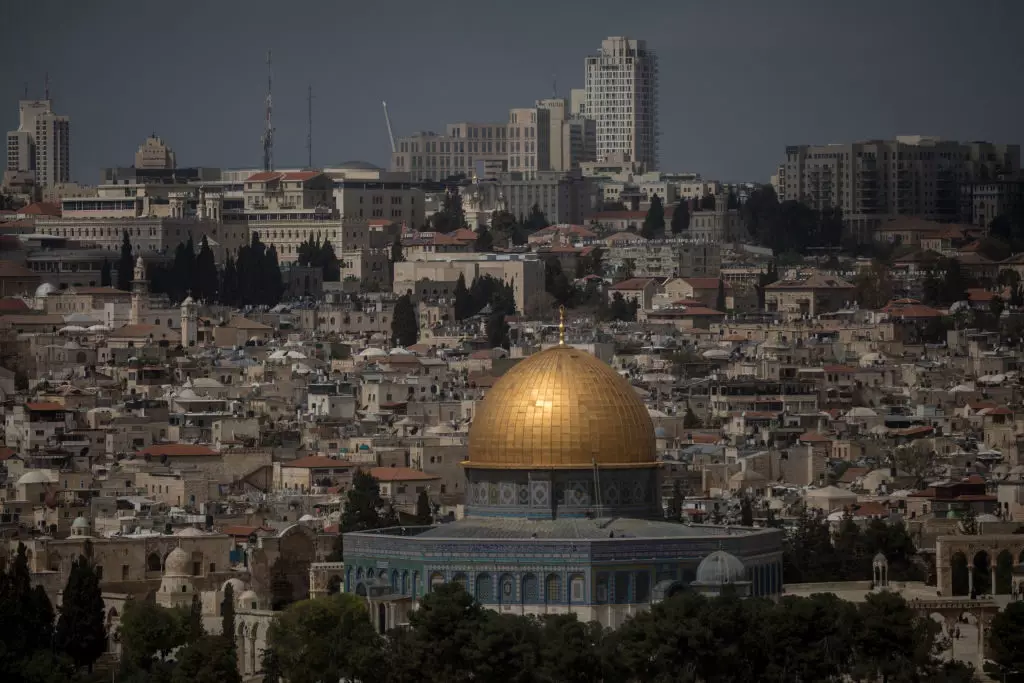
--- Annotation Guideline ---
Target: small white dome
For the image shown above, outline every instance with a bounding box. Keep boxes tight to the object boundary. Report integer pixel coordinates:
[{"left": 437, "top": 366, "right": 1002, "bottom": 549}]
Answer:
[
  {"left": 17, "top": 470, "right": 56, "bottom": 485},
  {"left": 71, "top": 516, "right": 90, "bottom": 529},
  {"left": 164, "top": 547, "right": 190, "bottom": 576},
  {"left": 695, "top": 550, "right": 747, "bottom": 585},
  {"left": 238, "top": 590, "right": 259, "bottom": 608},
  {"left": 35, "top": 283, "right": 57, "bottom": 298}
]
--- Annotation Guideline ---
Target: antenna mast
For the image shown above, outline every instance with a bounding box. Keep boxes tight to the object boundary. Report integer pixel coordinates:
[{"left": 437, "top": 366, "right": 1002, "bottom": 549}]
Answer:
[
  {"left": 306, "top": 84, "right": 313, "bottom": 169},
  {"left": 261, "top": 50, "right": 274, "bottom": 172},
  {"left": 382, "top": 101, "right": 396, "bottom": 154},
  {"left": 44, "top": 73, "right": 50, "bottom": 102}
]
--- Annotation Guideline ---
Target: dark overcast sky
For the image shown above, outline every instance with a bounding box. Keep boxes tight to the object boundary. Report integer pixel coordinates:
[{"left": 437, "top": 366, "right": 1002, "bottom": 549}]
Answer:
[{"left": 2, "top": 0, "right": 1021, "bottom": 184}]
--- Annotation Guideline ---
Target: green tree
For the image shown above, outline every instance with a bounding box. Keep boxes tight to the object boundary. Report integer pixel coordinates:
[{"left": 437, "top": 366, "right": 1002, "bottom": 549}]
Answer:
[
  {"left": 342, "top": 470, "right": 398, "bottom": 533},
  {"left": 100, "top": 260, "right": 112, "bottom": 287},
  {"left": 172, "top": 633, "right": 241, "bottom": 683},
  {"left": 185, "top": 594, "right": 204, "bottom": 644},
  {"left": 671, "top": 201, "right": 690, "bottom": 234},
  {"left": 195, "top": 235, "right": 218, "bottom": 303},
  {"left": 992, "top": 294, "right": 1005, "bottom": 326},
  {"left": 486, "top": 310, "right": 510, "bottom": 349},
  {"left": 536, "top": 614, "right": 607, "bottom": 683},
  {"left": 453, "top": 273, "right": 472, "bottom": 320},
  {"left": 852, "top": 591, "right": 946, "bottom": 682},
  {"left": 489, "top": 210, "right": 524, "bottom": 247},
  {"left": 715, "top": 278, "right": 726, "bottom": 312},
  {"left": 683, "top": 406, "right": 701, "bottom": 428},
  {"left": 544, "top": 258, "right": 574, "bottom": 306},
  {"left": 429, "top": 191, "right": 467, "bottom": 232},
  {"left": 391, "top": 293, "right": 418, "bottom": 347},
  {"left": 986, "top": 601, "right": 1024, "bottom": 682},
  {"left": 474, "top": 226, "right": 494, "bottom": 252},
  {"left": 783, "top": 508, "right": 841, "bottom": 583},
  {"left": 221, "top": 582, "right": 236, "bottom": 650},
  {"left": 267, "top": 594, "right": 381, "bottom": 683},
  {"left": 117, "top": 598, "right": 186, "bottom": 679},
  {"left": 608, "top": 292, "right": 636, "bottom": 322},
  {"left": 853, "top": 260, "right": 895, "bottom": 309},
  {"left": 641, "top": 195, "right": 665, "bottom": 239},
  {"left": 117, "top": 230, "right": 134, "bottom": 291},
  {"left": 398, "top": 583, "right": 487, "bottom": 683},
  {"left": 54, "top": 547, "right": 107, "bottom": 673},
  {"left": 415, "top": 489, "right": 433, "bottom": 525},
  {"left": 524, "top": 203, "right": 549, "bottom": 233},
  {"left": 391, "top": 237, "right": 404, "bottom": 264}
]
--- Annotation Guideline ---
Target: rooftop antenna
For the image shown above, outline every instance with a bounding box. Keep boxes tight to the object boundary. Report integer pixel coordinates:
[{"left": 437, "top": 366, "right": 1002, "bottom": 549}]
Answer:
[
  {"left": 261, "top": 50, "right": 274, "bottom": 172},
  {"left": 382, "top": 101, "right": 396, "bottom": 154},
  {"left": 552, "top": 73, "right": 557, "bottom": 99},
  {"left": 306, "top": 84, "right": 313, "bottom": 169},
  {"left": 44, "top": 72, "right": 49, "bottom": 102},
  {"left": 22, "top": 82, "right": 28, "bottom": 99}
]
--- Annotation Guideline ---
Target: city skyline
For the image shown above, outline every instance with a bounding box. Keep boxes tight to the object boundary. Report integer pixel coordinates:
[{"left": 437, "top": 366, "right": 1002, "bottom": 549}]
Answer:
[{"left": 2, "top": 0, "right": 1023, "bottom": 183}]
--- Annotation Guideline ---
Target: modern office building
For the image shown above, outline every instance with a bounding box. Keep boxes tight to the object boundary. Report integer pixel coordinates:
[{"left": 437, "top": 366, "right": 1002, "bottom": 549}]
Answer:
[
  {"left": 584, "top": 36, "right": 658, "bottom": 170},
  {"left": 6, "top": 98, "right": 70, "bottom": 188},
  {"left": 777, "top": 137, "right": 1021, "bottom": 240}
]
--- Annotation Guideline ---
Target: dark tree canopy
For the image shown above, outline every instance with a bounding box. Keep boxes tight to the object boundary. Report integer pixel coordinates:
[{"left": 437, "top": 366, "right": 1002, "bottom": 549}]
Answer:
[
  {"left": 54, "top": 548, "right": 107, "bottom": 673},
  {"left": 391, "top": 293, "right": 419, "bottom": 347},
  {"left": 117, "top": 230, "right": 134, "bottom": 291},
  {"left": 641, "top": 195, "right": 665, "bottom": 239}
]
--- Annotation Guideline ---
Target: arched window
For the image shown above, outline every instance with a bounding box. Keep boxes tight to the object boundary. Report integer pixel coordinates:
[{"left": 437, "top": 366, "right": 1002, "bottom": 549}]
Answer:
[
  {"left": 522, "top": 574, "right": 538, "bottom": 603},
  {"left": 452, "top": 572, "right": 467, "bottom": 588},
  {"left": 147, "top": 553, "right": 162, "bottom": 572},
  {"left": 545, "top": 574, "right": 561, "bottom": 604},
  {"left": 475, "top": 573, "right": 493, "bottom": 602},
  {"left": 429, "top": 572, "right": 444, "bottom": 591}
]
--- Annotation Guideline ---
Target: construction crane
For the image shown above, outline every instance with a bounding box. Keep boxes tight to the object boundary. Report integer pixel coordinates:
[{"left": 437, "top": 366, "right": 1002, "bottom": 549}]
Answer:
[{"left": 382, "top": 101, "right": 396, "bottom": 154}]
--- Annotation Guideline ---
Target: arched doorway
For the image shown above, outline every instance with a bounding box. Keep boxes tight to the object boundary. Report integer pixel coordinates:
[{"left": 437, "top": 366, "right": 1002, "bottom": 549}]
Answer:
[
  {"left": 995, "top": 550, "right": 1014, "bottom": 595},
  {"left": 327, "top": 575, "right": 342, "bottom": 595},
  {"left": 972, "top": 551, "right": 991, "bottom": 596},
  {"left": 951, "top": 552, "right": 969, "bottom": 596},
  {"left": 377, "top": 603, "right": 387, "bottom": 634}
]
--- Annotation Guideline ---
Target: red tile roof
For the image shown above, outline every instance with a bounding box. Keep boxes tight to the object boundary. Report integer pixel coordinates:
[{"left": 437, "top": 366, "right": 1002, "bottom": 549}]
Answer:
[
  {"left": 0, "top": 446, "right": 17, "bottom": 461},
  {"left": 609, "top": 277, "right": 658, "bottom": 290},
  {"left": 20, "top": 202, "right": 61, "bottom": 217},
  {"left": 368, "top": 466, "right": 439, "bottom": 482},
  {"left": 283, "top": 455, "right": 352, "bottom": 469},
  {"left": 799, "top": 431, "right": 833, "bottom": 443},
  {"left": 26, "top": 402, "right": 64, "bottom": 411},
  {"left": 0, "top": 298, "right": 29, "bottom": 312}
]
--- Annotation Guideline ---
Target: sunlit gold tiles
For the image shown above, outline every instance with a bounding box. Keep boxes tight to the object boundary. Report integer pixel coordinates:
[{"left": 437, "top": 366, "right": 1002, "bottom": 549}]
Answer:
[{"left": 466, "top": 346, "right": 657, "bottom": 469}]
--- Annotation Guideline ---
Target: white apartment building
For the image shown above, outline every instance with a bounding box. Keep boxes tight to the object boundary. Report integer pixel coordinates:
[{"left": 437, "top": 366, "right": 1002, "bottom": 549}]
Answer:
[
  {"left": 6, "top": 99, "right": 70, "bottom": 188},
  {"left": 584, "top": 36, "right": 658, "bottom": 170},
  {"left": 779, "top": 137, "right": 1021, "bottom": 240},
  {"left": 391, "top": 122, "right": 509, "bottom": 183},
  {"left": 507, "top": 107, "right": 550, "bottom": 179},
  {"left": 470, "top": 171, "right": 596, "bottom": 225},
  {"left": 606, "top": 239, "right": 721, "bottom": 278}
]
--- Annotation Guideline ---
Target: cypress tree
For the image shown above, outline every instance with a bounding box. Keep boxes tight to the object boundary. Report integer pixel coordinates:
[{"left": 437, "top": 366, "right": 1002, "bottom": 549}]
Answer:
[
  {"left": 391, "top": 294, "right": 418, "bottom": 347},
  {"left": 195, "top": 235, "right": 218, "bottom": 303},
  {"left": 415, "top": 489, "right": 433, "bottom": 525},
  {"left": 55, "top": 545, "right": 107, "bottom": 673},
  {"left": 117, "top": 230, "right": 134, "bottom": 291},
  {"left": 100, "top": 260, "right": 112, "bottom": 287},
  {"left": 454, "top": 273, "right": 471, "bottom": 320},
  {"left": 221, "top": 583, "right": 236, "bottom": 646}
]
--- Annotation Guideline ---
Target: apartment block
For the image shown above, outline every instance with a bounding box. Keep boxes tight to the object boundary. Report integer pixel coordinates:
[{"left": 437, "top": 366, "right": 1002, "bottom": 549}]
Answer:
[
  {"left": 391, "top": 122, "right": 508, "bottom": 183},
  {"left": 584, "top": 36, "right": 658, "bottom": 170},
  {"left": 6, "top": 99, "right": 70, "bottom": 188},
  {"left": 779, "top": 137, "right": 1020, "bottom": 240}
]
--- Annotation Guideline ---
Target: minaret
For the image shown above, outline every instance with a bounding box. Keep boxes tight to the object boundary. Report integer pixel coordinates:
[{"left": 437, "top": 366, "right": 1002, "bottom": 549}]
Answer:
[
  {"left": 180, "top": 295, "right": 197, "bottom": 347},
  {"left": 130, "top": 256, "right": 148, "bottom": 325}
]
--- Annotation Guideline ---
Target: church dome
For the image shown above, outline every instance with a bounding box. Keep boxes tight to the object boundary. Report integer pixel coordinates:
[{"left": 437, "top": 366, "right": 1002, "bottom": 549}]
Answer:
[
  {"left": 695, "top": 550, "right": 747, "bottom": 585},
  {"left": 164, "top": 547, "right": 190, "bottom": 576},
  {"left": 466, "top": 346, "right": 656, "bottom": 469}
]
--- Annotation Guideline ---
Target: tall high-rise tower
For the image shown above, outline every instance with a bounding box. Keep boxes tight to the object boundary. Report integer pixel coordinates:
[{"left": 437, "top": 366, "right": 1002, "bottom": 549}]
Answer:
[
  {"left": 584, "top": 36, "right": 658, "bottom": 170},
  {"left": 5, "top": 95, "right": 70, "bottom": 187}
]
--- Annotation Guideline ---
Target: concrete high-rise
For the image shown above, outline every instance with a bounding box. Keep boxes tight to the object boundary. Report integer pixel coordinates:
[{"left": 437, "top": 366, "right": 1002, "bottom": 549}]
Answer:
[
  {"left": 536, "top": 98, "right": 597, "bottom": 173},
  {"left": 584, "top": 36, "right": 658, "bottom": 170},
  {"left": 5, "top": 99, "right": 70, "bottom": 187},
  {"left": 777, "top": 136, "right": 1021, "bottom": 240}
]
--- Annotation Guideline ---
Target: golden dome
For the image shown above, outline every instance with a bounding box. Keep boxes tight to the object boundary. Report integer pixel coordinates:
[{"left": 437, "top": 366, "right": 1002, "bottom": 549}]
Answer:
[{"left": 466, "top": 345, "right": 656, "bottom": 469}]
